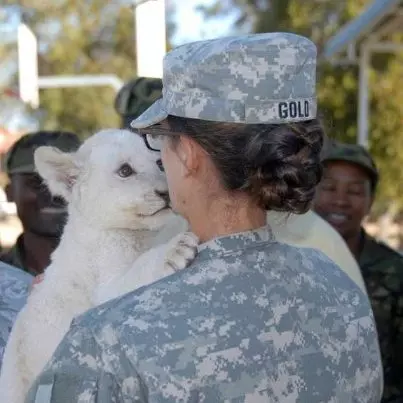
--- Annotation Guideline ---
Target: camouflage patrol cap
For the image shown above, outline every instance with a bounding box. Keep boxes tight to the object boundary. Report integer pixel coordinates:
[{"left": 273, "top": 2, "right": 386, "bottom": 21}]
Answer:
[
  {"left": 4, "top": 131, "right": 81, "bottom": 175},
  {"left": 322, "top": 141, "right": 379, "bottom": 188},
  {"left": 131, "top": 32, "right": 317, "bottom": 129}
]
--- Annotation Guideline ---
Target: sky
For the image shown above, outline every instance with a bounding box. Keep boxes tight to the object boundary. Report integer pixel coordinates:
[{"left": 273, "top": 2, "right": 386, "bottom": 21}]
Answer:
[{"left": 171, "top": 0, "right": 236, "bottom": 45}]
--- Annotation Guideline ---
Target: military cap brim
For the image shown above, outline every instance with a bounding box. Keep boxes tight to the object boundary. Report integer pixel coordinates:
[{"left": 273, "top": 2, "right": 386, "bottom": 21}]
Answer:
[{"left": 130, "top": 98, "right": 168, "bottom": 130}]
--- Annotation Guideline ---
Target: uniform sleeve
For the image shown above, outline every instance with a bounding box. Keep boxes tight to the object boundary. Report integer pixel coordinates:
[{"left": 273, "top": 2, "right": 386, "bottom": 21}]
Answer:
[
  {"left": 393, "top": 268, "right": 403, "bottom": 395},
  {"left": 25, "top": 323, "right": 147, "bottom": 403},
  {"left": 0, "top": 264, "right": 32, "bottom": 368}
]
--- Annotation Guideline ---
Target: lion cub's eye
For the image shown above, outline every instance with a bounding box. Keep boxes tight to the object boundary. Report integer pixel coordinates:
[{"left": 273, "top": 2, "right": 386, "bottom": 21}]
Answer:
[{"left": 117, "top": 163, "right": 135, "bottom": 178}]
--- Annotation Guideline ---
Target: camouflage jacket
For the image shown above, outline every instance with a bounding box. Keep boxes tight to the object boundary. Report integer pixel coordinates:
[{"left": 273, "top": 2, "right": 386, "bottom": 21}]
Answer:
[
  {"left": 359, "top": 230, "right": 403, "bottom": 402},
  {"left": 27, "top": 227, "right": 382, "bottom": 402},
  {"left": 0, "top": 262, "right": 32, "bottom": 370}
]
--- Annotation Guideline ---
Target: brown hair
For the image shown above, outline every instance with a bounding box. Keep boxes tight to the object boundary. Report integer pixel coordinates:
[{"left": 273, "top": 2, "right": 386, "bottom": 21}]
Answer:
[{"left": 161, "top": 116, "right": 324, "bottom": 214}]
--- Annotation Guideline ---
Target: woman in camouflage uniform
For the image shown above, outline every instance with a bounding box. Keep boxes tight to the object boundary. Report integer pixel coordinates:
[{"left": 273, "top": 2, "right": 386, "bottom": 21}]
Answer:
[{"left": 27, "top": 33, "right": 382, "bottom": 402}]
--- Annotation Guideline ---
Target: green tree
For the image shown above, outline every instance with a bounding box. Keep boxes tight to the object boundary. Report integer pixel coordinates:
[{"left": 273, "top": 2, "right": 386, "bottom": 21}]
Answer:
[
  {"left": 1, "top": 0, "right": 144, "bottom": 138},
  {"left": 199, "top": 0, "right": 403, "bottom": 212}
]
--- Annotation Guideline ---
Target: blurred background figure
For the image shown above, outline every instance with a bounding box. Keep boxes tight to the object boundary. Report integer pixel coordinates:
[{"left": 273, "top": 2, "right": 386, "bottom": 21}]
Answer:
[
  {"left": 114, "top": 77, "right": 163, "bottom": 129},
  {"left": 313, "top": 141, "right": 403, "bottom": 402},
  {"left": 0, "top": 131, "right": 81, "bottom": 275}
]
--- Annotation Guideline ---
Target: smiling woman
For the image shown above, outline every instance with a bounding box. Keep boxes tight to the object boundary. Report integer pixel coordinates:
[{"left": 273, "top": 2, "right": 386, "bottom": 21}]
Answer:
[
  {"left": 313, "top": 141, "right": 378, "bottom": 256},
  {"left": 314, "top": 140, "right": 403, "bottom": 402},
  {"left": 315, "top": 161, "right": 372, "bottom": 238}
]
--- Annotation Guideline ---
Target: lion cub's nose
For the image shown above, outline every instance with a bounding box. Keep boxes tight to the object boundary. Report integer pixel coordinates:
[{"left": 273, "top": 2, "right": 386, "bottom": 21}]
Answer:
[{"left": 155, "top": 190, "right": 170, "bottom": 205}]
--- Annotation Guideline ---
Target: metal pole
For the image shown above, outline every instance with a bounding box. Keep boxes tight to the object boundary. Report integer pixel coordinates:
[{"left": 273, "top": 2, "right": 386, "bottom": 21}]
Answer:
[
  {"left": 358, "top": 45, "right": 370, "bottom": 148},
  {"left": 134, "top": 0, "right": 166, "bottom": 78},
  {"left": 17, "top": 23, "right": 39, "bottom": 108},
  {"left": 368, "top": 43, "right": 403, "bottom": 52},
  {"left": 37, "top": 75, "right": 124, "bottom": 92}
]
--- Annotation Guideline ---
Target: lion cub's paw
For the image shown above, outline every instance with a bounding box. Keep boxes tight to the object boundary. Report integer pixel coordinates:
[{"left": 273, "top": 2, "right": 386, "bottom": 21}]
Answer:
[{"left": 164, "top": 232, "right": 199, "bottom": 272}]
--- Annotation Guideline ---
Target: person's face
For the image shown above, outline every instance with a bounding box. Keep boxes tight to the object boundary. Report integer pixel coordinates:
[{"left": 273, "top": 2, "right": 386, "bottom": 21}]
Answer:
[
  {"left": 6, "top": 173, "right": 67, "bottom": 237},
  {"left": 146, "top": 124, "right": 214, "bottom": 222},
  {"left": 161, "top": 136, "right": 190, "bottom": 217},
  {"left": 313, "top": 161, "right": 373, "bottom": 240}
]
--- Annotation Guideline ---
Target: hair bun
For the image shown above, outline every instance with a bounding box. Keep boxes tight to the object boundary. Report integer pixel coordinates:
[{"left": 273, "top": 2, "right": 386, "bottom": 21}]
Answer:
[{"left": 244, "top": 120, "right": 323, "bottom": 214}]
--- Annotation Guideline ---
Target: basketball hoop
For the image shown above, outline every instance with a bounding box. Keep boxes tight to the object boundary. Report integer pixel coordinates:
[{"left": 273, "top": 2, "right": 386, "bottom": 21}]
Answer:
[{"left": 0, "top": 86, "right": 40, "bottom": 139}]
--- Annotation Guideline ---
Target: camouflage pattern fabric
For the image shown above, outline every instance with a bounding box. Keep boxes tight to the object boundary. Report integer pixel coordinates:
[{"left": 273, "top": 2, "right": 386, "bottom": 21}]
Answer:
[
  {"left": 27, "top": 226, "right": 383, "bottom": 402},
  {"left": 322, "top": 141, "right": 379, "bottom": 189},
  {"left": 131, "top": 32, "right": 317, "bottom": 130},
  {"left": 0, "top": 262, "right": 32, "bottom": 370},
  {"left": 359, "top": 229, "right": 403, "bottom": 402},
  {"left": 0, "top": 235, "right": 29, "bottom": 275}
]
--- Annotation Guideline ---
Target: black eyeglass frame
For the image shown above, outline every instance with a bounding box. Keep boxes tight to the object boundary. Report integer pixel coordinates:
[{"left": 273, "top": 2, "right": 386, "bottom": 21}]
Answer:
[
  {"left": 133, "top": 120, "right": 189, "bottom": 152},
  {"left": 139, "top": 127, "right": 182, "bottom": 152},
  {"left": 141, "top": 133, "right": 163, "bottom": 152}
]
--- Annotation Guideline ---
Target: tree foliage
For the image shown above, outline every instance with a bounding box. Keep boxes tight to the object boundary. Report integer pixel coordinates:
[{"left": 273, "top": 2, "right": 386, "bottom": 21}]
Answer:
[
  {"left": 1, "top": 0, "right": 141, "bottom": 138},
  {"left": 200, "top": 0, "right": 403, "bottom": 212}
]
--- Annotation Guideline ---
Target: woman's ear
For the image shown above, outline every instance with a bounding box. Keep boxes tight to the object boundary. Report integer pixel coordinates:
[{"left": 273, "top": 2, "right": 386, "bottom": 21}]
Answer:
[{"left": 175, "top": 136, "right": 202, "bottom": 175}]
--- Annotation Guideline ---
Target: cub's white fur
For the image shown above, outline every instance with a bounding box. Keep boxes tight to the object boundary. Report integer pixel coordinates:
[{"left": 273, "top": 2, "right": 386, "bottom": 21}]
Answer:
[{"left": 0, "top": 129, "right": 198, "bottom": 403}]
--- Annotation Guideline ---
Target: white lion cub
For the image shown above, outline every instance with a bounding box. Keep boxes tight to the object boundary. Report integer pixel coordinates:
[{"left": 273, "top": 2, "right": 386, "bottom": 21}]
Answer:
[{"left": 0, "top": 129, "right": 198, "bottom": 403}]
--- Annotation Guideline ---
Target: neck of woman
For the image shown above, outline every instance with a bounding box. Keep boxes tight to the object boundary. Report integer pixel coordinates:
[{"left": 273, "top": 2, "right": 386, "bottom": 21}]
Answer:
[{"left": 187, "top": 192, "right": 267, "bottom": 243}]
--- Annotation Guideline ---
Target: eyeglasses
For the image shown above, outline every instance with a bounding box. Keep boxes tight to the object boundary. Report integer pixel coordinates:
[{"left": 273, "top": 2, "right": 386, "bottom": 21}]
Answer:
[{"left": 142, "top": 133, "right": 164, "bottom": 152}]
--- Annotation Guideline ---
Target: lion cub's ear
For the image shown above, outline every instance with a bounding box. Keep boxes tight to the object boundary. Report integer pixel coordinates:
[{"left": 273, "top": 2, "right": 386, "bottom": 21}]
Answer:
[{"left": 34, "top": 146, "right": 80, "bottom": 202}]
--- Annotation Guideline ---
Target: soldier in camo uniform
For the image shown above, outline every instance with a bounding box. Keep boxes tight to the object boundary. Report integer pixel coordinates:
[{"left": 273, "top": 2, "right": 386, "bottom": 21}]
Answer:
[
  {"left": 0, "top": 262, "right": 32, "bottom": 370},
  {"left": 114, "top": 77, "right": 163, "bottom": 129},
  {"left": 27, "top": 33, "right": 383, "bottom": 402},
  {"left": 0, "top": 131, "right": 81, "bottom": 275},
  {"left": 116, "top": 75, "right": 366, "bottom": 292},
  {"left": 314, "top": 141, "right": 403, "bottom": 402}
]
